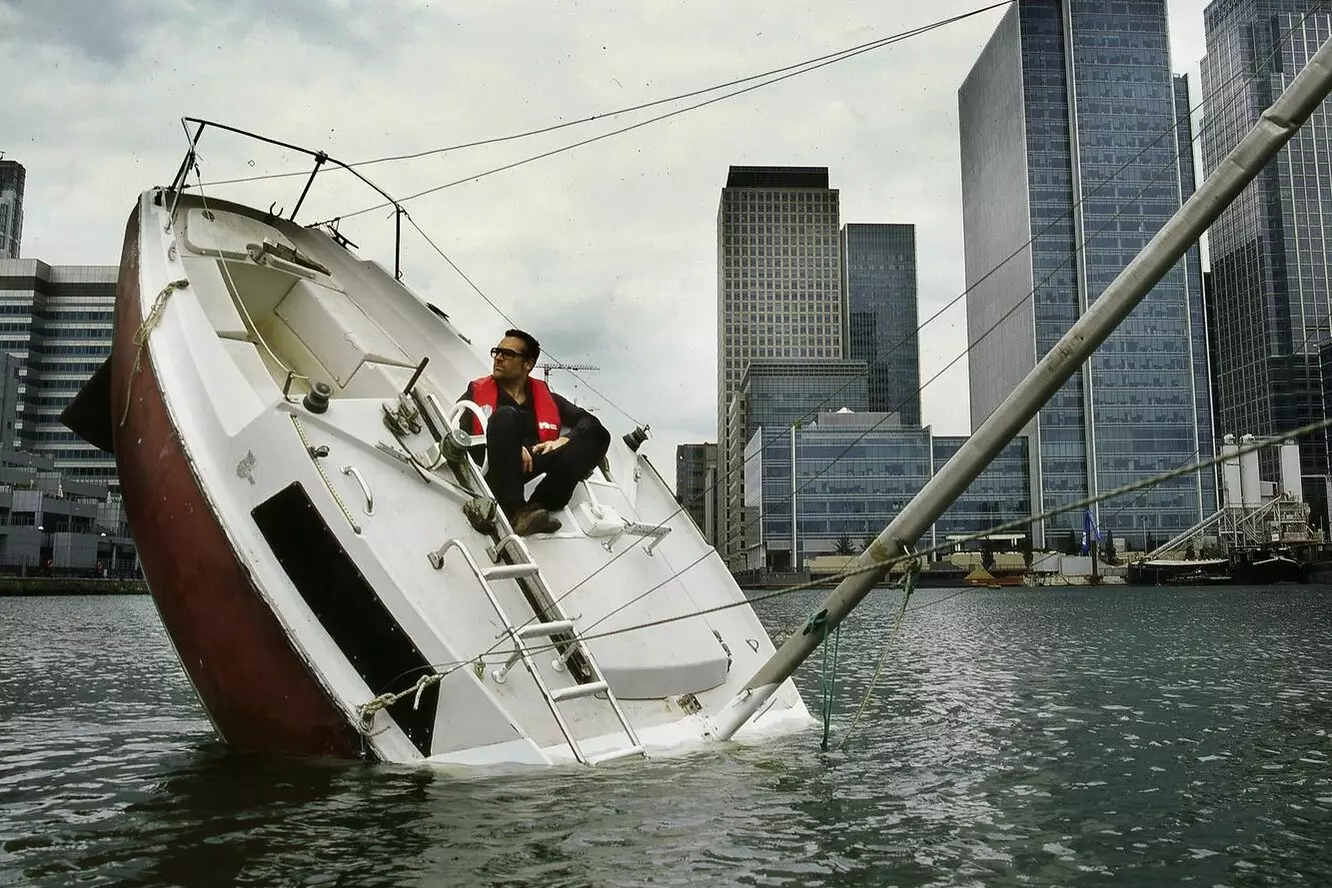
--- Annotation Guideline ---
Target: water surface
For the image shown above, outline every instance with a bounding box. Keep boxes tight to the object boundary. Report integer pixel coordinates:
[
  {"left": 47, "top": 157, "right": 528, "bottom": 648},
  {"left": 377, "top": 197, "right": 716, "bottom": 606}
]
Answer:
[{"left": 2, "top": 587, "right": 1330, "bottom": 886}]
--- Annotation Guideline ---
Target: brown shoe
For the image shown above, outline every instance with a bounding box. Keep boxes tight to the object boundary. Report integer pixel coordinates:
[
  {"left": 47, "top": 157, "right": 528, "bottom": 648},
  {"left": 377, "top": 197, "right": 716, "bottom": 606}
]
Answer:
[
  {"left": 462, "top": 496, "right": 497, "bottom": 534},
  {"left": 512, "top": 504, "right": 562, "bottom": 536}
]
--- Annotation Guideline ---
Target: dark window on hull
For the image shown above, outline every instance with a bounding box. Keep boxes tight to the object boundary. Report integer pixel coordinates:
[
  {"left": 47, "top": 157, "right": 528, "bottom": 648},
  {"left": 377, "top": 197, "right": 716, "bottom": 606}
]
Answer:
[{"left": 252, "top": 483, "right": 438, "bottom": 756}]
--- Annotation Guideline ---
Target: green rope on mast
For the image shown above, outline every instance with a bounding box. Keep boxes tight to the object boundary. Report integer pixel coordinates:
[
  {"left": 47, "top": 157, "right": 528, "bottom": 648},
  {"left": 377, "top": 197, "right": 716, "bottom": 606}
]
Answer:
[
  {"left": 804, "top": 608, "right": 841, "bottom": 751},
  {"left": 835, "top": 547, "right": 921, "bottom": 751}
]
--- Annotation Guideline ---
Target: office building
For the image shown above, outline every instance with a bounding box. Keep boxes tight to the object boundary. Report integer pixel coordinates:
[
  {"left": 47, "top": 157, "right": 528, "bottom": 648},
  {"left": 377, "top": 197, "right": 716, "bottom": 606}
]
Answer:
[
  {"left": 1201, "top": 0, "right": 1332, "bottom": 526},
  {"left": 0, "top": 448, "right": 135, "bottom": 574},
  {"left": 734, "top": 360, "right": 869, "bottom": 562},
  {"left": 0, "top": 261, "right": 118, "bottom": 491},
  {"left": 842, "top": 224, "right": 921, "bottom": 424},
  {"left": 959, "top": 0, "right": 1213, "bottom": 548},
  {"left": 741, "top": 359, "right": 870, "bottom": 434},
  {"left": 0, "top": 161, "right": 23, "bottom": 260},
  {"left": 716, "top": 166, "right": 843, "bottom": 567},
  {"left": 1175, "top": 75, "right": 1219, "bottom": 516},
  {"left": 675, "top": 442, "right": 717, "bottom": 544},
  {"left": 743, "top": 411, "right": 1031, "bottom": 570}
]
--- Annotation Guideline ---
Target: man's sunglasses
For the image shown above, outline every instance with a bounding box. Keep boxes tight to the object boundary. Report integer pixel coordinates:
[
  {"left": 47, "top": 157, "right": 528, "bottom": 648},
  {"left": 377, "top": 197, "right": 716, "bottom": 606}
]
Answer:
[{"left": 490, "top": 346, "right": 527, "bottom": 360}]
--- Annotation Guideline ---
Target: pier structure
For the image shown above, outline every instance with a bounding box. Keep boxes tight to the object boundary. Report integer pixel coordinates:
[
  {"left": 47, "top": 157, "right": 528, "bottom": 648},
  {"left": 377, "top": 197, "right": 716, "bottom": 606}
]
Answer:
[{"left": 1135, "top": 434, "right": 1326, "bottom": 583}]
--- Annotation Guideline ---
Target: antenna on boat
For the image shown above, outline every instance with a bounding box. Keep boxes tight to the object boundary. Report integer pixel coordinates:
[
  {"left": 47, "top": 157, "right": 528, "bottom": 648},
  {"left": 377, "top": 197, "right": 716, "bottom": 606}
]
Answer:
[
  {"left": 537, "top": 363, "right": 602, "bottom": 412},
  {"left": 711, "top": 33, "right": 1332, "bottom": 742}
]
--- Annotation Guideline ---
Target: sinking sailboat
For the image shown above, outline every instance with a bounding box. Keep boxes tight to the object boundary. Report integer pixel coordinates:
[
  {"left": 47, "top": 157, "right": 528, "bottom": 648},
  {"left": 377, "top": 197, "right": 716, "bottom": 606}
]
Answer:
[
  {"left": 63, "top": 121, "right": 809, "bottom": 766},
  {"left": 65, "top": 27, "right": 1332, "bottom": 767}
]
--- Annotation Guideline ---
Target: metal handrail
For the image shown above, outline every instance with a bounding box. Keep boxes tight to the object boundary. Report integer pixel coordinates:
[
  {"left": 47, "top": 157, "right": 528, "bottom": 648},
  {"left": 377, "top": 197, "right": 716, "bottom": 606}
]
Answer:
[{"left": 168, "top": 116, "right": 409, "bottom": 279}]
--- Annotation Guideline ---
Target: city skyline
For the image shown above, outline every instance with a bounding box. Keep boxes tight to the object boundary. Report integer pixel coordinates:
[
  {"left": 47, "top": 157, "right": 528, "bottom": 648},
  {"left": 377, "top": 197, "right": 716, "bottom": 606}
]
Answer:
[{"left": 0, "top": 1, "right": 1225, "bottom": 490}]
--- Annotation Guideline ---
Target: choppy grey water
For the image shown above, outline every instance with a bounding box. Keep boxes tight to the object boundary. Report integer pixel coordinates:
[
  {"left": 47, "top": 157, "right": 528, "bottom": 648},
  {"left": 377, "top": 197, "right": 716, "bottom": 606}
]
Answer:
[{"left": 2, "top": 587, "right": 1330, "bottom": 887}]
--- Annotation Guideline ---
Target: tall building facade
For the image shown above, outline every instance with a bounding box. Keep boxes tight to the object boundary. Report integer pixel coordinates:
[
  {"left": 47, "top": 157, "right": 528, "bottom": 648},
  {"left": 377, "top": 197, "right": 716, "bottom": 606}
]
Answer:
[
  {"left": 842, "top": 224, "right": 921, "bottom": 424},
  {"left": 960, "top": 0, "right": 1214, "bottom": 548},
  {"left": 674, "top": 442, "right": 717, "bottom": 544},
  {"left": 0, "top": 261, "right": 118, "bottom": 491},
  {"left": 0, "top": 161, "right": 24, "bottom": 260},
  {"left": 716, "top": 166, "right": 843, "bottom": 567},
  {"left": 1201, "top": 0, "right": 1332, "bottom": 528},
  {"left": 1175, "top": 75, "right": 1219, "bottom": 516}
]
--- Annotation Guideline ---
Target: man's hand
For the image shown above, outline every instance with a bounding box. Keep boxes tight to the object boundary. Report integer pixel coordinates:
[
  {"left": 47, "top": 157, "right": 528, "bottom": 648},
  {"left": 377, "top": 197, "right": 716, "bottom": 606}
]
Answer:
[
  {"left": 521, "top": 446, "right": 533, "bottom": 473},
  {"left": 531, "top": 436, "right": 570, "bottom": 457}
]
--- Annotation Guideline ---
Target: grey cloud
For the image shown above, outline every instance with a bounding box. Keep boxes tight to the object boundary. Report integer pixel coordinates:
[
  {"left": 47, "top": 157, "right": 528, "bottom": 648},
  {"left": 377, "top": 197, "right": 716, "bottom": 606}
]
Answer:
[
  {"left": 0, "top": 0, "right": 419, "bottom": 66},
  {"left": 0, "top": 0, "right": 155, "bottom": 63}
]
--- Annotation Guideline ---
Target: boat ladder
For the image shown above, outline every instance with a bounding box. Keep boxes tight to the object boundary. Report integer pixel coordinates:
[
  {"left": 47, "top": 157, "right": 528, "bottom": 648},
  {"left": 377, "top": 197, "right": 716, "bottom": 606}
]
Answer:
[{"left": 414, "top": 392, "right": 644, "bottom": 766}]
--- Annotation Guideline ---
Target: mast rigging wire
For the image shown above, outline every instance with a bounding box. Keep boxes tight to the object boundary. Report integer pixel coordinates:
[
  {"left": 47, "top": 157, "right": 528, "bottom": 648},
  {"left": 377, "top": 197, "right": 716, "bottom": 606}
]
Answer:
[{"left": 194, "top": 3, "right": 1012, "bottom": 194}]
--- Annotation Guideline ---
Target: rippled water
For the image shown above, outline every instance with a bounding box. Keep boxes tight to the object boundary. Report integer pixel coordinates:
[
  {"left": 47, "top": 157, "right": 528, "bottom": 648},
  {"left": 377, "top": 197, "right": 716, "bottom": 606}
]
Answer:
[{"left": 2, "top": 587, "right": 1331, "bottom": 886}]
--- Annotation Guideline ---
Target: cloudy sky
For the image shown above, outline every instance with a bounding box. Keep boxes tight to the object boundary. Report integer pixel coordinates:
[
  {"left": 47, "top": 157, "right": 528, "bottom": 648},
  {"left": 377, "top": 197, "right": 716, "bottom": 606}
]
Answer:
[{"left": 1, "top": 0, "right": 1215, "bottom": 485}]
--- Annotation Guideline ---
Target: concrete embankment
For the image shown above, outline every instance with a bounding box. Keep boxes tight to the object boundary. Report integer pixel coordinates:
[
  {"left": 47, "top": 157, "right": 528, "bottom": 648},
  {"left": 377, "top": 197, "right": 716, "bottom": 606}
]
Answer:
[{"left": 0, "top": 577, "right": 148, "bottom": 596}]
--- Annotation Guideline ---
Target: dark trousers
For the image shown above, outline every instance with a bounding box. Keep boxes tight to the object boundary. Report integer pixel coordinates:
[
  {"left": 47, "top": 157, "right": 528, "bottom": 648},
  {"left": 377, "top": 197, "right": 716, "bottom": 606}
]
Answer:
[{"left": 483, "top": 406, "right": 611, "bottom": 518}]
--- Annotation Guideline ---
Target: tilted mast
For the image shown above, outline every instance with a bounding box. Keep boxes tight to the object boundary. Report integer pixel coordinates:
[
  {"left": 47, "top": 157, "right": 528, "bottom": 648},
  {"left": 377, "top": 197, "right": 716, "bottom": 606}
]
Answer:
[{"left": 713, "top": 33, "right": 1332, "bottom": 741}]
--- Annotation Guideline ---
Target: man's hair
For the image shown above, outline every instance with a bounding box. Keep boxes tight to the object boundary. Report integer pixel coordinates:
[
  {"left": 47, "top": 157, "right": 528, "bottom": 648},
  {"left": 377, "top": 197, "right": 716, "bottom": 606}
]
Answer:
[{"left": 506, "top": 328, "right": 541, "bottom": 363}]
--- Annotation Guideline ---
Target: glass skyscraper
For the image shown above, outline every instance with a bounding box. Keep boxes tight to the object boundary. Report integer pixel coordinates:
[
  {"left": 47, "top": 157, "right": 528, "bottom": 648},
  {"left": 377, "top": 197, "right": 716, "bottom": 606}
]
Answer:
[
  {"left": 1201, "top": 0, "right": 1332, "bottom": 528},
  {"left": 960, "top": 0, "right": 1213, "bottom": 548},
  {"left": 0, "top": 161, "right": 24, "bottom": 260},
  {"left": 842, "top": 223, "right": 921, "bottom": 424},
  {"left": 1176, "top": 75, "right": 1219, "bottom": 517},
  {"left": 716, "top": 166, "right": 843, "bottom": 567}
]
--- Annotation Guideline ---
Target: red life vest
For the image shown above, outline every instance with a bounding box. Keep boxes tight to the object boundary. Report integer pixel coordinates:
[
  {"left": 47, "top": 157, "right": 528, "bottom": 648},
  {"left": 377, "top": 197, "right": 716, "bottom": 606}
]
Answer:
[{"left": 469, "top": 376, "right": 561, "bottom": 442}]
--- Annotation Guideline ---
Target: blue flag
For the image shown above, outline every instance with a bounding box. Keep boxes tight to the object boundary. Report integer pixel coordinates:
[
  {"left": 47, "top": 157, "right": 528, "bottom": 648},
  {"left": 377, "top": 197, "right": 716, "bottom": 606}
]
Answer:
[{"left": 1081, "top": 509, "right": 1102, "bottom": 555}]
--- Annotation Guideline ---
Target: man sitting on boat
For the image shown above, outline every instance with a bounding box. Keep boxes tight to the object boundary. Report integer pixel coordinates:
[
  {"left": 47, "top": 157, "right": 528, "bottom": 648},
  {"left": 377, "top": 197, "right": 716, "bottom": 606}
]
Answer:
[{"left": 457, "top": 329, "right": 610, "bottom": 536}]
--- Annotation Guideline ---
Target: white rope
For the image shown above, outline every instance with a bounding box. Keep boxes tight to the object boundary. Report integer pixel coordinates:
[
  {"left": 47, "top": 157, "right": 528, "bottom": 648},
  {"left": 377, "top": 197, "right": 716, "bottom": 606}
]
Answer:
[
  {"left": 290, "top": 414, "right": 361, "bottom": 535},
  {"left": 354, "top": 670, "right": 448, "bottom": 734}
]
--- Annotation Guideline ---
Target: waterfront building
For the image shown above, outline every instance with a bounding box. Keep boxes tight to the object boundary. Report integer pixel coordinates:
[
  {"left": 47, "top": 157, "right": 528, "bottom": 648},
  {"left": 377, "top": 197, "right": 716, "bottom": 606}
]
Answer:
[
  {"left": 0, "top": 448, "right": 135, "bottom": 575},
  {"left": 842, "top": 224, "right": 921, "bottom": 424},
  {"left": 743, "top": 410, "right": 1031, "bottom": 571},
  {"left": 674, "top": 442, "right": 717, "bottom": 544},
  {"left": 0, "top": 161, "right": 23, "bottom": 260},
  {"left": 1201, "top": 0, "right": 1332, "bottom": 527},
  {"left": 735, "top": 360, "right": 869, "bottom": 566},
  {"left": 716, "top": 166, "right": 843, "bottom": 567},
  {"left": 960, "top": 0, "right": 1213, "bottom": 548},
  {"left": 0, "top": 261, "right": 118, "bottom": 491}
]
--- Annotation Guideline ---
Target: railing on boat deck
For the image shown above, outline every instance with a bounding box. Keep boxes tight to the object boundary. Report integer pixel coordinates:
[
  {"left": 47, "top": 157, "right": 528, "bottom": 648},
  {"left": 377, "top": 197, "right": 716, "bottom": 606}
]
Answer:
[{"left": 167, "top": 117, "right": 408, "bottom": 280}]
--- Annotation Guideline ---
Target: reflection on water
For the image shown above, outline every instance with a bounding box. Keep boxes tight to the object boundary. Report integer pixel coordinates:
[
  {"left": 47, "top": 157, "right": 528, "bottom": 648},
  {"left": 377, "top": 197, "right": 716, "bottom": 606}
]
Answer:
[{"left": 2, "top": 589, "right": 1330, "bottom": 886}]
